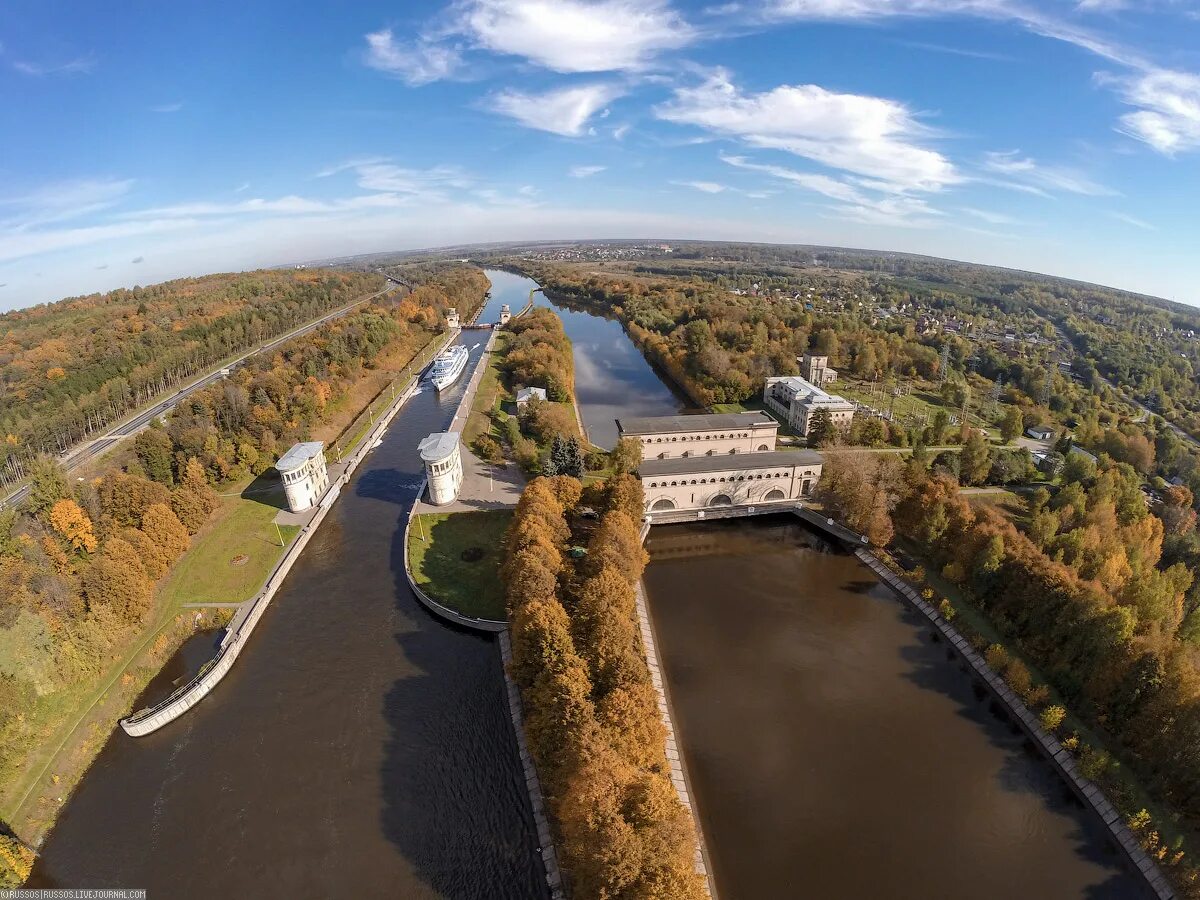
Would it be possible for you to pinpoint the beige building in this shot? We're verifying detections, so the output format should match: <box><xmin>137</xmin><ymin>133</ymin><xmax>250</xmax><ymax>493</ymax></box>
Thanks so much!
<box><xmin>640</xmin><ymin>450</ymin><xmax>824</xmax><ymax>513</ymax></box>
<box><xmin>617</xmin><ymin>412</ymin><xmax>780</xmax><ymax>461</ymax></box>
<box><xmin>276</xmin><ymin>442</ymin><xmax>330</xmax><ymax>513</ymax></box>
<box><xmin>764</xmin><ymin>375</ymin><xmax>855</xmax><ymax>437</ymax></box>
<box><xmin>802</xmin><ymin>354</ymin><xmax>838</xmax><ymax>385</ymax></box>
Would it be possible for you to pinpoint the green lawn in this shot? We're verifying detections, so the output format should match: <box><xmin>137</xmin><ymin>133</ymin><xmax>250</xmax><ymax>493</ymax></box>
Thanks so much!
<box><xmin>407</xmin><ymin>510</ymin><xmax>512</xmax><ymax>620</ymax></box>
<box><xmin>464</xmin><ymin>332</ymin><xmax>511</xmax><ymax>447</ymax></box>
<box><xmin>158</xmin><ymin>479</ymin><xmax>299</xmax><ymax>606</ymax></box>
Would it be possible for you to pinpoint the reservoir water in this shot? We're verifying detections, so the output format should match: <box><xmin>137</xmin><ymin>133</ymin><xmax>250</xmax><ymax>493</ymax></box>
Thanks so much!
<box><xmin>642</xmin><ymin>518</ymin><xmax>1145</xmax><ymax>899</ymax></box>
<box><xmin>30</xmin><ymin>268</ymin><xmax>1146</xmax><ymax>899</ymax></box>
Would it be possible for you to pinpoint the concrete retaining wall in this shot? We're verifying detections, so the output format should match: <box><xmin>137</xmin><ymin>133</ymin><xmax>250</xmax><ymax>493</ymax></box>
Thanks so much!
<box><xmin>121</xmin><ymin>333</ymin><xmax>455</xmax><ymax>737</ymax></box>
<box><xmin>856</xmin><ymin>549</ymin><xmax>1176</xmax><ymax>900</ymax></box>
<box><xmin>498</xmin><ymin>632</ymin><xmax>566</xmax><ymax>900</ymax></box>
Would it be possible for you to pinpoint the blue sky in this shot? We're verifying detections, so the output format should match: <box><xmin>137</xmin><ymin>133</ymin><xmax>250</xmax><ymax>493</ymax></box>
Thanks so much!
<box><xmin>2</xmin><ymin>0</ymin><xmax>1200</xmax><ymax>309</ymax></box>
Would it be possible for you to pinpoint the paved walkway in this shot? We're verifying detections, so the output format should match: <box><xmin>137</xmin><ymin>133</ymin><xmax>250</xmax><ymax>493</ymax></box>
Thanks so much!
<box><xmin>414</xmin><ymin>448</ymin><xmax>525</xmax><ymax>514</ymax></box>
<box><xmin>414</xmin><ymin>329</ymin><xmax>527</xmax><ymax>515</ymax></box>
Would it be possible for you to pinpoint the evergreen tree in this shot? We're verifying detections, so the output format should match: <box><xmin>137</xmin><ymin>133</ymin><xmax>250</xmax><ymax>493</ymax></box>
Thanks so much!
<box><xmin>564</xmin><ymin>436</ymin><xmax>585</xmax><ymax>478</ymax></box>
<box><xmin>807</xmin><ymin>408</ymin><xmax>834</xmax><ymax>447</ymax></box>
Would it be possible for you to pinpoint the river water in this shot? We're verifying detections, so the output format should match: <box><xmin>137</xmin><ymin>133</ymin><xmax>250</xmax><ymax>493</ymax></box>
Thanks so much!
<box><xmin>29</xmin><ymin>273</ymin><xmax>547</xmax><ymax>899</ymax></box>
<box><xmin>30</xmin><ymin>268</ymin><xmax>1145</xmax><ymax>899</ymax></box>
<box><xmin>643</xmin><ymin>518</ymin><xmax>1145</xmax><ymax>899</ymax></box>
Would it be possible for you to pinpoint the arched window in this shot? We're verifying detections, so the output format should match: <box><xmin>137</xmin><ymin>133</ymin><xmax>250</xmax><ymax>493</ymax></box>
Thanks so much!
<box><xmin>708</xmin><ymin>494</ymin><xmax>733</xmax><ymax>507</ymax></box>
<box><xmin>651</xmin><ymin>498</ymin><xmax>676</xmax><ymax>511</ymax></box>
<box><xmin>765</xmin><ymin>489</ymin><xmax>786</xmax><ymax>501</ymax></box>
<box><xmin>758</xmin><ymin>444</ymin><xmax>770</xmax><ymax>451</ymax></box>
<box><xmin>671</xmin><ymin>481</ymin><xmax>678</xmax><ymax>486</ymax></box>
<box><xmin>681</xmin><ymin>451</ymin><xmax>690</xmax><ymax>458</ymax></box>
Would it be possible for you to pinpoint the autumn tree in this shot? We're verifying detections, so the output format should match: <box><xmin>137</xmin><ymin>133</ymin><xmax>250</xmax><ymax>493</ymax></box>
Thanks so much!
<box><xmin>959</xmin><ymin>428</ymin><xmax>992</xmax><ymax>486</ymax></box>
<box><xmin>610</xmin><ymin>436</ymin><xmax>643</xmax><ymax>475</ymax></box>
<box><xmin>141</xmin><ymin>503</ymin><xmax>190</xmax><ymax>563</ymax></box>
<box><xmin>82</xmin><ymin>537</ymin><xmax>153</xmax><ymax>621</ymax></box>
<box><xmin>48</xmin><ymin>499</ymin><xmax>98</xmax><ymax>554</ymax></box>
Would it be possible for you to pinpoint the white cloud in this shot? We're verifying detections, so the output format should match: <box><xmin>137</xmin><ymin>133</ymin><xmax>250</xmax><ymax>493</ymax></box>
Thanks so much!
<box><xmin>672</xmin><ymin>180</ymin><xmax>727</xmax><ymax>192</ymax></box>
<box><xmin>982</xmin><ymin>150</ymin><xmax>1116</xmax><ymax>195</ymax></box>
<box><xmin>363</xmin><ymin>28</ymin><xmax>462</xmax><ymax>85</ymax></box>
<box><xmin>961</xmin><ymin>206</ymin><xmax>1023</xmax><ymax>225</ymax></box>
<box><xmin>1110</xmin><ymin>210</ymin><xmax>1155</xmax><ymax>230</ymax></box>
<box><xmin>151</xmin><ymin>102</ymin><xmax>184</xmax><ymax>113</ymax></box>
<box><xmin>0</xmin><ymin>178</ymin><xmax>135</xmax><ymax>229</ymax></box>
<box><xmin>12</xmin><ymin>54</ymin><xmax>95</xmax><ymax>76</ymax></box>
<box><xmin>1106</xmin><ymin>68</ymin><xmax>1200</xmax><ymax>154</ymax></box>
<box><xmin>720</xmin><ymin>152</ymin><xmax>942</xmax><ymax>224</ymax></box>
<box><xmin>457</xmin><ymin>0</ymin><xmax>695</xmax><ymax>73</ymax></box>
<box><xmin>492</xmin><ymin>83</ymin><xmax>623</xmax><ymax>135</ymax></box>
<box><xmin>234</xmin><ymin>182</ymin><xmax>251</xmax><ymax>193</ymax></box>
<box><xmin>656</xmin><ymin>70</ymin><xmax>960</xmax><ymax>191</ymax></box>
<box><xmin>569</xmin><ymin>165</ymin><xmax>607</xmax><ymax>177</ymax></box>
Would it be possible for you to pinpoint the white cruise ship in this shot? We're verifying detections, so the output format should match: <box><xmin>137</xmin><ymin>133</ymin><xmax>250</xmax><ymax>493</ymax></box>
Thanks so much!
<box><xmin>426</xmin><ymin>344</ymin><xmax>469</xmax><ymax>391</ymax></box>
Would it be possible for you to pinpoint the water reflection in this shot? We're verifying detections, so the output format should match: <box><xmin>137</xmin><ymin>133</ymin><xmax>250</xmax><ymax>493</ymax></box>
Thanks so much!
<box><xmin>642</xmin><ymin>517</ymin><xmax>1143</xmax><ymax>900</ymax></box>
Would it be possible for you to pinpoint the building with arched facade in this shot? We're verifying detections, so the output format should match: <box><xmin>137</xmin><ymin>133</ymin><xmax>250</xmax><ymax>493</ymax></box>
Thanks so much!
<box><xmin>275</xmin><ymin>442</ymin><xmax>330</xmax><ymax>513</ymax></box>
<box><xmin>418</xmin><ymin>431</ymin><xmax>464</xmax><ymax>506</ymax></box>
<box><xmin>617</xmin><ymin>411</ymin><xmax>780</xmax><ymax>461</ymax></box>
<box><xmin>638</xmin><ymin>450</ymin><xmax>823</xmax><ymax>513</ymax></box>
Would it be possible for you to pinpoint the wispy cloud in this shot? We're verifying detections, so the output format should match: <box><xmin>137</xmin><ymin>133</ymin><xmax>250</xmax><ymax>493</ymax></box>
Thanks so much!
<box><xmin>982</xmin><ymin>150</ymin><xmax>1116</xmax><ymax>196</ymax></box>
<box><xmin>569</xmin><ymin>165</ymin><xmax>607</xmax><ymax>178</ymax></box>
<box><xmin>658</xmin><ymin>69</ymin><xmax>960</xmax><ymax>192</ymax></box>
<box><xmin>0</xmin><ymin>178</ymin><xmax>135</xmax><ymax>230</ymax></box>
<box><xmin>491</xmin><ymin>83</ymin><xmax>624</xmax><ymax>136</ymax></box>
<box><xmin>895</xmin><ymin>40</ymin><xmax>1014</xmax><ymax>61</ymax></box>
<box><xmin>720</xmin><ymin>152</ymin><xmax>942</xmax><ymax>225</ymax></box>
<box><xmin>234</xmin><ymin>182</ymin><xmax>251</xmax><ymax>193</ymax></box>
<box><xmin>12</xmin><ymin>54</ymin><xmax>96</xmax><ymax>76</ymax></box>
<box><xmin>1110</xmin><ymin>210</ymin><xmax>1155</xmax><ymax>230</ymax></box>
<box><xmin>151</xmin><ymin>102</ymin><xmax>184</xmax><ymax>113</ymax></box>
<box><xmin>961</xmin><ymin>206</ymin><xmax>1023</xmax><ymax>226</ymax></box>
<box><xmin>671</xmin><ymin>180</ymin><xmax>728</xmax><ymax>193</ymax></box>
<box><xmin>363</xmin><ymin>28</ymin><xmax>462</xmax><ymax>85</ymax></box>
<box><xmin>1102</xmin><ymin>68</ymin><xmax>1200</xmax><ymax>155</ymax></box>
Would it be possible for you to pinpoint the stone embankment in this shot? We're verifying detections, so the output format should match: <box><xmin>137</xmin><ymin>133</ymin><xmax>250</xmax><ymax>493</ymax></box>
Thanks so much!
<box><xmin>120</xmin><ymin>332</ymin><xmax>455</xmax><ymax>737</ymax></box>
<box><xmin>856</xmin><ymin>549</ymin><xmax>1176</xmax><ymax>900</ymax></box>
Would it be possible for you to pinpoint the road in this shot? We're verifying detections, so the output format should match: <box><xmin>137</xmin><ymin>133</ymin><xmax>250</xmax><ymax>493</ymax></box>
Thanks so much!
<box><xmin>1</xmin><ymin>281</ymin><xmax>399</xmax><ymax>511</ymax></box>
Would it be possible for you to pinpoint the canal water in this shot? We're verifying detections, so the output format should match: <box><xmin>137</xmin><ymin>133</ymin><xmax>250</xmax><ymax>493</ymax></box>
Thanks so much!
<box><xmin>530</xmin><ymin>279</ymin><xmax>688</xmax><ymax>448</ymax></box>
<box><xmin>28</xmin><ymin>274</ymin><xmax>546</xmax><ymax>899</ymax></box>
<box><xmin>643</xmin><ymin>518</ymin><xmax>1145</xmax><ymax>899</ymax></box>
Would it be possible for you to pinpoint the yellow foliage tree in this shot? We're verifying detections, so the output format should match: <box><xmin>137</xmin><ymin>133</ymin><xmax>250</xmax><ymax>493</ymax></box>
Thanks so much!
<box><xmin>48</xmin><ymin>498</ymin><xmax>98</xmax><ymax>553</ymax></box>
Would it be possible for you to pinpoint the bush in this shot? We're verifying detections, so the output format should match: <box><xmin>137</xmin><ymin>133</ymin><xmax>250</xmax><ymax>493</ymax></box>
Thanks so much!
<box><xmin>1039</xmin><ymin>705</ymin><xmax>1066</xmax><ymax>732</ymax></box>
<box><xmin>473</xmin><ymin>434</ymin><xmax>504</xmax><ymax>463</ymax></box>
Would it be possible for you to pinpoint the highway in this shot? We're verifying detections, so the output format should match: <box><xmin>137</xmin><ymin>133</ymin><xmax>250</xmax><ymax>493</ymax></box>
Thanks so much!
<box><xmin>1</xmin><ymin>280</ymin><xmax>399</xmax><ymax>512</ymax></box>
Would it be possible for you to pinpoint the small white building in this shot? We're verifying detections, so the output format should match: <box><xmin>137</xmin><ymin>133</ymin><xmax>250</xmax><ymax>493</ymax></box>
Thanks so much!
<box><xmin>763</xmin><ymin>375</ymin><xmax>855</xmax><ymax>438</ymax></box>
<box><xmin>276</xmin><ymin>442</ymin><xmax>330</xmax><ymax>513</ymax></box>
<box><xmin>1026</xmin><ymin>426</ymin><xmax>1054</xmax><ymax>441</ymax></box>
<box><xmin>499</xmin><ymin>304</ymin><xmax>511</xmax><ymax>326</ymax></box>
<box><xmin>419</xmin><ymin>432</ymin><xmax>463</xmax><ymax>506</ymax></box>
<box><xmin>617</xmin><ymin>412</ymin><xmax>780</xmax><ymax>461</ymax></box>
<box><xmin>515</xmin><ymin>387</ymin><xmax>547</xmax><ymax>409</ymax></box>
<box><xmin>446</xmin><ymin>307</ymin><xmax>460</xmax><ymax>330</ymax></box>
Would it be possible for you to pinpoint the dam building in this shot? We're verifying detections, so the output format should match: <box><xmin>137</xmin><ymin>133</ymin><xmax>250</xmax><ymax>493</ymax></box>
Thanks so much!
<box><xmin>276</xmin><ymin>442</ymin><xmax>331</xmax><ymax>513</ymax></box>
<box><xmin>419</xmin><ymin>431</ymin><xmax>464</xmax><ymax>506</ymax></box>
<box><xmin>639</xmin><ymin>450</ymin><xmax>824</xmax><ymax>513</ymax></box>
<box><xmin>617</xmin><ymin>412</ymin><xmax>823</xmax><ymax>513</ymax></box>
<box><xmin>617</xmin><ymin>411</ymin><xmax>780</xmax><ymax>460</ymax></box>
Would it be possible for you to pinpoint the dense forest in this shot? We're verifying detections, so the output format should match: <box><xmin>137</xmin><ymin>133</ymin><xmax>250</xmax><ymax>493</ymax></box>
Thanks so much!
<box><xmin>0</xmin><ymin>269</ymin><xmax>386</xmax><ymax>488</ymax></box>
<box><xmin>510</xmin><ymin>257</ymin><xmax>1200</xmax><ymax>506</ymax></box>
<box><xmin>0</xmin><ymin>265</ymin><xmax>486</xmax><ymax>882</ymax></box>
<box><xmin>504</xmin><ymin>472</ymin><xmax>704</xmax><ymax>898</ymax></box>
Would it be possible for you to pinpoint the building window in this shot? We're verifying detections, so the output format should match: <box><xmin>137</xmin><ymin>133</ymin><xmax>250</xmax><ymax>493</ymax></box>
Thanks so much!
<box><xmin>758</xmin><ymin>444</ymin><xmax>770</xmax><ymax>451</ymax></box>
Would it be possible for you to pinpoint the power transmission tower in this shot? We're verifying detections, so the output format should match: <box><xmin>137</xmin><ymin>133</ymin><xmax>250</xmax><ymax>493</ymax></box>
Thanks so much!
<box><xmin>939</xmin><ymin>343</ymin><xmax>951</xmax><ymax>383</ymax></box>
